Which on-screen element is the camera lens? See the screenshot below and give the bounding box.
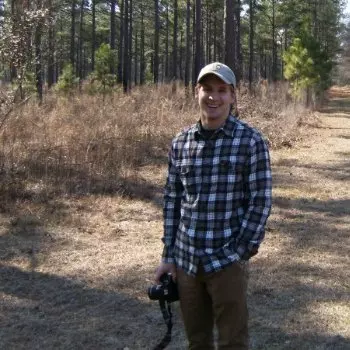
[147,285,163,300]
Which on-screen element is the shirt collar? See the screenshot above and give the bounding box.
[193,114,238,139]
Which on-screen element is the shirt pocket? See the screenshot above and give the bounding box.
[179,165,197,196]
[216,160,245,196]
[219,160,244,183]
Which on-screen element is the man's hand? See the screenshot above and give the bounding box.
[155,262,177,284]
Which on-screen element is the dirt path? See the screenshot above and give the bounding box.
[0,90,349,350]
[253,89,350,349]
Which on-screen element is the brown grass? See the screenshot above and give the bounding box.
[0,82,314,198]
[1,84,349,349]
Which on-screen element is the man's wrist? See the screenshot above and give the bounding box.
[162,257,175,264]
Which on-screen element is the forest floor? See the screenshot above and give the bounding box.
[0,87,350,349]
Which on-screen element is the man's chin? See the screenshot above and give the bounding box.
[206,113,226,120]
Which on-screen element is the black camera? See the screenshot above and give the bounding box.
[148,273,179,302]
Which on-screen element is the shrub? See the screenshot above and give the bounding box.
[55,64,79,94]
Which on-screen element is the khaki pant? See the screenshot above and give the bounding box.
[177,262,249,350]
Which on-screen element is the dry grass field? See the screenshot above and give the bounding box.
[0,84,349,349]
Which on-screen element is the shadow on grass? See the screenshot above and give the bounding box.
[1,262,348,350]
[249,244,350,349]
[321,97,350,113]
[0,264,174,350]
[274,157,350,183]
[249,199,349,348]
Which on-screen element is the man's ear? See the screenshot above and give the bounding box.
[194,84,200,98]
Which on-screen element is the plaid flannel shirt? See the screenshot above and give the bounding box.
[162,114,272,276]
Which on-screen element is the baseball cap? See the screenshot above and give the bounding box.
[197,62,236,87]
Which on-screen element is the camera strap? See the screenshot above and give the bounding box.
[153,299,173,350]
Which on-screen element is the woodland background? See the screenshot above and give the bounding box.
[0,1,350,349]
[0,0,349,100]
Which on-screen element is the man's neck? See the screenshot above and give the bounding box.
[201,116,228,130]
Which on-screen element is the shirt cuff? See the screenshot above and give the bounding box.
[162,246,175,264]
[162,257,176,264]
[236,242,259,260]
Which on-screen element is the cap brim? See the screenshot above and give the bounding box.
[197,72,232,85]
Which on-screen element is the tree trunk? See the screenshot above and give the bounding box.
[110,0,116,74]
[123,0,129,92]
[235,0,242,84]
[118,0,124,84]
[165,4,169,80]
[249,0,254,91]
[134,29,138,85]
[194,0,202,85]
[154,0,160,83]
[91,0,96,71]
[35,20,43,103]
[128,0,132,86]
[10,0,17,81]
[184,0,191,89]
[70,0,76,74]
[47,0,55,88]
[272,0,277,81]
[140,1,145,84]
[205,0,209,63]
[213,14,217,61]
[225,0,235,74]
[172,0,178,80]
[179,30,184,80]
[78,0,84,82]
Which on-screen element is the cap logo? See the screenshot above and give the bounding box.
[215,64,222,71]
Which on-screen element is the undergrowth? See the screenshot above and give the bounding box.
[0,82,317,198]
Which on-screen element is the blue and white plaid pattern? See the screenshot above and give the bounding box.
[162,114,272,276]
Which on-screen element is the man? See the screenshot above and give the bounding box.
[155,62,272,349]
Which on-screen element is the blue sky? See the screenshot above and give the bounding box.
[346,0,350,14]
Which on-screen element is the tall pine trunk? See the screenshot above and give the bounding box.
[184,0,191,90]
[118,0,124,84]
[128,0,132,86]
[78,0,84,83]
[123,0,129,92]
[154,0,159,83]
[70,0,76,74]
[35,19,43,103]
[140,1,145,84]
[172,0,178,80]
[225,0,235,74]
[249,0,254,91]
[47,0,55,88]
[194,0,202,85]
[110,0,116,74]
[91,0,96,71]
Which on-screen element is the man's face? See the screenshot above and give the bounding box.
[196,74,235,129]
